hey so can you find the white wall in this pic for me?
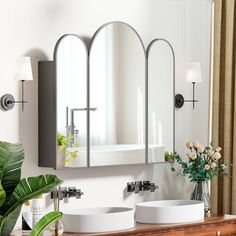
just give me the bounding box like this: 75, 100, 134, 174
0, 0, 212, 228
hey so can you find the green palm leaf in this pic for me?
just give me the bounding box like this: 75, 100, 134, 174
30, 211, 63, 236
1, 175, 62, 216
0, 142, 24, 204
0, 205, 22, 236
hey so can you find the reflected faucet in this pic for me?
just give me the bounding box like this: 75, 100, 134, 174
66, 107, 97, 146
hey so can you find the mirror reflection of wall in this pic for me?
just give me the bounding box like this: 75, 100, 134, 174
90, 23, 145, 147
56, 35, 88, 167
89, 22, 146, 166
148, 41, 174, 158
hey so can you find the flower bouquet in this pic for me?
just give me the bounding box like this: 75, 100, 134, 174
171, 141, 230, 213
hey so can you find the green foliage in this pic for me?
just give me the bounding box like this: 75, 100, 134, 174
171, 141, 230, 182
30, 211, 63, 236
57, 133, 68, 151
57, 133, 79, 161
0, 141, 63, 235
164, 151, 174, 162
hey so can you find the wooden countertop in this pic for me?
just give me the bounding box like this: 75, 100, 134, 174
11, 215, 236, 236
63, 215, 236, 235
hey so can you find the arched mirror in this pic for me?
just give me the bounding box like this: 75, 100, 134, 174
147, 39, 175, 163
55, 35, 88, 168
89, 22, 146, 166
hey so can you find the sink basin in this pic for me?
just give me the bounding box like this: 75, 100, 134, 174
136, 200, 204, 224
63, 207, 134, 233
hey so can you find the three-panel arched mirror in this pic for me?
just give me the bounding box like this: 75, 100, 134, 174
38, 21, 175, 169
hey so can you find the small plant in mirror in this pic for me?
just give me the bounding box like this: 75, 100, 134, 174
57, 133, 79, 164
164, 151, 175, 162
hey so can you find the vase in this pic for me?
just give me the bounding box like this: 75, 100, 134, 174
190, 181, 211, 213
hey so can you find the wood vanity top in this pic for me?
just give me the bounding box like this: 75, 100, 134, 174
62, 215, 236, 236
12, 215, 236, 236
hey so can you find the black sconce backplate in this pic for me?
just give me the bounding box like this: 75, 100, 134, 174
1, 94, 15, 111
175, 94, 184, 108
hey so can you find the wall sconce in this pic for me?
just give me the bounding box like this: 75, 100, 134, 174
175, 62, 202, 109
1, 57, 33, 111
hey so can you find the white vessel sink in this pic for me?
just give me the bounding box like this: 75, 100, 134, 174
63, 207, 134, 233
136, 200, 204, 224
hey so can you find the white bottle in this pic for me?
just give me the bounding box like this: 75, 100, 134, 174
22, 200, 32, 235
31, 195, 44, 228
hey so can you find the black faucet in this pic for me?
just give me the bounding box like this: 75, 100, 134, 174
127, 181, 158, 193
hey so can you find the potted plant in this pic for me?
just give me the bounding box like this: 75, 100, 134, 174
171, 141, 230, 213
0, 141, 63, 235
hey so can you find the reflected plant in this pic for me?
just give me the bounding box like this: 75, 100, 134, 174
164, 151, 174, 162
57, 133, 79, 163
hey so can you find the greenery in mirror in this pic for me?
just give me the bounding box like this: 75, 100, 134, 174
57, 133, 79, 164
0, 141, 63, 235
30, 211, 63, 236
164, 151, 174, 162
171, 141, 230, 182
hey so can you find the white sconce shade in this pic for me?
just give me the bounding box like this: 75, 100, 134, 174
16, 57, 33, 81
186, 62, 202, 83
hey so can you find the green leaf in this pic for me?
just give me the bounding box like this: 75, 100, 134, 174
0, 183, 6, 209
70, 151, 78, 159
0, 141, 24, 200
30, 211, 63, 236
171, 167, 175, 172
1, 175, 62, 216
0, 205, 22, 236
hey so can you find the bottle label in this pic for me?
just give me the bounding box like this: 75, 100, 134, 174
22, 212, 32, 232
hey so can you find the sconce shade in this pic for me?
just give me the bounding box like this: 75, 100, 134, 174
186, 62, 202, 83
16, 57, 33, 81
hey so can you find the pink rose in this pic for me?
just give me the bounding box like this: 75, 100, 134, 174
212, 152, 221, 160
204, 164, 210, 170
211, 162, 217, 169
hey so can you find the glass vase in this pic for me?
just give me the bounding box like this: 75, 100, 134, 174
190, 181, 211, 214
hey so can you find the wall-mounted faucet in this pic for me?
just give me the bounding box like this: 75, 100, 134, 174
51, 186, 83, 200
127, 181, 158, 193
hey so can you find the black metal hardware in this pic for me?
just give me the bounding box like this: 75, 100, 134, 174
175, 82, 199, 109
127, 182, 135, 192
134, 181, 143, 193
1, 94, 27, 111
127, 181, 158, 193
1, 81, 28, 111
51, 186, 83, 200
175, 94, 185, 108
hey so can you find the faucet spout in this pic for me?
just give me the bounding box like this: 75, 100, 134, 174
68, 107, 97, 146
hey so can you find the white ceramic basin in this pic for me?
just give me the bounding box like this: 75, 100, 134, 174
63, 207, 134, 233
136, 200, 204, 224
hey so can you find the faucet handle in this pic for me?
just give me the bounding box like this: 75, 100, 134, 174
68, 187, 83, 199
75, 189, 84, 199
142, 181, 151, 191
134, 181, 142, 193
150, 183, 159, 192
59, 187, 68, 199
127, 182, 135, 192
